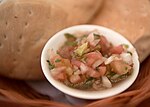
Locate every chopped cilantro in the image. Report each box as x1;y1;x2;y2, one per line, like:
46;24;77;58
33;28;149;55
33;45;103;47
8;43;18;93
65;41;77;46
125;66;128;70
55;59;61;63
127;51;132;56
122;44;129;49
106;72;116;78
64;33;76;40
93;33;100;39
47;60;55;70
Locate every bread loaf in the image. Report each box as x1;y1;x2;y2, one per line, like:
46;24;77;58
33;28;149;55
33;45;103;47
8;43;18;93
91;0;150;43
0;0;103;80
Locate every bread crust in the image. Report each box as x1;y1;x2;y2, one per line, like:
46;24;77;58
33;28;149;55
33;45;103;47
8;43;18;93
0;0;102;80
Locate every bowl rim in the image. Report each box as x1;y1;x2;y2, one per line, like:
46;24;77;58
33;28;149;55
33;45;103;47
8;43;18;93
41;25;140;99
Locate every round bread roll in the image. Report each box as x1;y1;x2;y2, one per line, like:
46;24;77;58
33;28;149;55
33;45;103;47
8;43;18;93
0;0;103;80
92;0;150;43
90;0;150;63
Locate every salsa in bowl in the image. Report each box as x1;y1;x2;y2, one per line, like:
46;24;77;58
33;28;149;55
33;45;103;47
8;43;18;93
41;25;139;99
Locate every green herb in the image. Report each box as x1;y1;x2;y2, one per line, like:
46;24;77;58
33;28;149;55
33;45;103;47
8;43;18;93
82;81;93;89
122;44;129;49
56;50;59;54
125;66;128;70
55;59;61;63
68;82;84;89
86;77;94;81
64;33;76;41
109;72;131;83
68;77;94;90
65;41;77;46
81;78;94;89
127;51;133;56
80;35;87;39
95;67;100;71
93;33;100;39
47;60;55;70
106;72;116;78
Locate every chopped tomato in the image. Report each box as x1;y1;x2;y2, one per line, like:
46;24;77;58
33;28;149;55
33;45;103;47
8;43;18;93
85;51;102;59
69;74;82;84
99;36;110;55
87;67;102;78
71;59;82;67
50;54;71;68
97;66;106;76
85;51;102;66
110;60;132;75
56;73;66;81
51;67;67;81
109;45;124;54
50;54;63;67
57;46;74;59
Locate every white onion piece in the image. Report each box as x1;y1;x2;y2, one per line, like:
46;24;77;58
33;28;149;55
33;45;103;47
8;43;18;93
102;76;112;88
80;63;88;74
90;39;100;47
120;53;132;65
104;56;115;65
92;58;104;68
104;55;121;65
87;33;94;43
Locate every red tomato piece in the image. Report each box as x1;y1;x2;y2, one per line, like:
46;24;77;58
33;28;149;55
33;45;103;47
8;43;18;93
99;36;110;54
51;67;67;81
87;67;102;78
109;45;124;54
71;59;82;67
69;74;82;84
97;66;106;76
58;46;74;59
85;51;102;66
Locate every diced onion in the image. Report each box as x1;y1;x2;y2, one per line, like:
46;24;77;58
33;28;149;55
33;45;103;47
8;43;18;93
87;32;94;43
92;58;104;68
90;39;100;47
120;53;132;65
101;76;112;88
104;55;117;65
80;63;88;74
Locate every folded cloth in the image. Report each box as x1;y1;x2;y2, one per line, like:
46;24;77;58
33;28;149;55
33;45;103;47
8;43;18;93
27;81;90;106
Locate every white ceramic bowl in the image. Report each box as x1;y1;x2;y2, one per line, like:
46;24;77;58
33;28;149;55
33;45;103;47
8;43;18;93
41;25;140;99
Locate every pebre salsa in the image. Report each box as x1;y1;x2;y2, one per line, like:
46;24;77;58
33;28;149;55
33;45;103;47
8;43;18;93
47;31;133;90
